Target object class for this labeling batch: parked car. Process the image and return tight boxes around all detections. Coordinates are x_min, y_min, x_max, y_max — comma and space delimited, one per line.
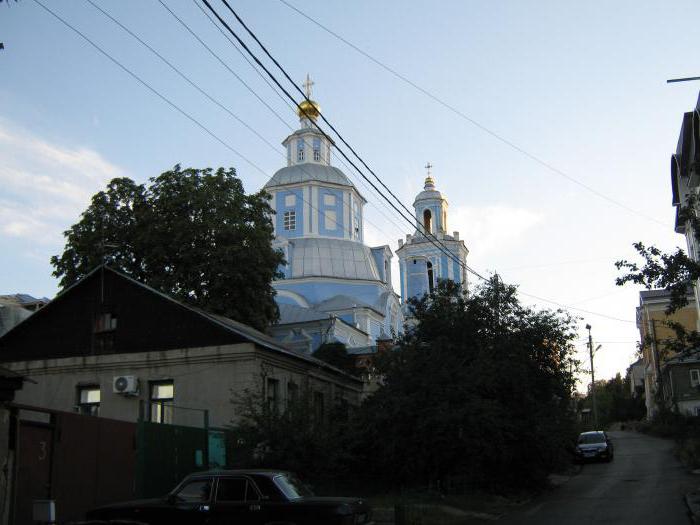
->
575, 431, 614, 463
85, 469, 373, 525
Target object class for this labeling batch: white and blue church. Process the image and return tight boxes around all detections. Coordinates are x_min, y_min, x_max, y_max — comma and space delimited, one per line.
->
264, 78, 469, 353
265, 79, 403, 353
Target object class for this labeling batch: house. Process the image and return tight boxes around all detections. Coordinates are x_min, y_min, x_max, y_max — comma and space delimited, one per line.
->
0, 294, 48, 337
627, 358, 645, 398
660, 354, 700, 416
637, 288, 698, 417
0, 266, 363, 429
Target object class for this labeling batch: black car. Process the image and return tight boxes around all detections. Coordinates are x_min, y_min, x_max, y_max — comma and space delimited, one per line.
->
574, 431, 614, 463
85, 470, 373, 525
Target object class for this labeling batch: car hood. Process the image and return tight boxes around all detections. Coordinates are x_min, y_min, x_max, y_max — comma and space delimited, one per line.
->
577, 443, 607, 451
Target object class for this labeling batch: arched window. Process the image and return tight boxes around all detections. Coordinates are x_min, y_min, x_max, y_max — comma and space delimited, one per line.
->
427, 261, 434, 294
423, 209, 432, 234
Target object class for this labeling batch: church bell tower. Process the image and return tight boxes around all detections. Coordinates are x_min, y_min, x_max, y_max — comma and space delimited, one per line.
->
396, 164, 469, 307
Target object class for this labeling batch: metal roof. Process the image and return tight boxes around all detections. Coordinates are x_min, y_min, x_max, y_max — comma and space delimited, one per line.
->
288, 237, 381, 281
264, 163, 354, 189
277, 303, 330, 324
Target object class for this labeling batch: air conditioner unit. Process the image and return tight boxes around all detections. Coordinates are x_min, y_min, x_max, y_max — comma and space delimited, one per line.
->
113, 375, 139, 395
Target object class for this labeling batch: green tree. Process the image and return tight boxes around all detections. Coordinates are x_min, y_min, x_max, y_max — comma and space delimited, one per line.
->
312, 342, 358, 376
350, 278, 579, 491
51, 165, 284, 330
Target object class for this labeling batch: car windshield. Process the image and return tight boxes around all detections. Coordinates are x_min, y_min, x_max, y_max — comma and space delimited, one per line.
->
273, 473, 314, 500
578, 433, 605, 444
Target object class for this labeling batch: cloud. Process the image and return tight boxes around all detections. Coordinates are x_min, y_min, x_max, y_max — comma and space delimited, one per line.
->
449, 205, 544, 257
0, 119, 125, 244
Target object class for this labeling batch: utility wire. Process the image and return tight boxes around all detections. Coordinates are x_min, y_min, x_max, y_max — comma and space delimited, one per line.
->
155, 0, 406, 239
202, 0, 635, 324
34, 0, 396, 244
202, 0, 487, 284
31, 0, 265, 180
277, 0, 669, 229
41, 0, 632, 325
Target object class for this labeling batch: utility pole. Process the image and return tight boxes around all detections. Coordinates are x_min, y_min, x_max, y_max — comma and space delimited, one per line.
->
586, 323, 599, 429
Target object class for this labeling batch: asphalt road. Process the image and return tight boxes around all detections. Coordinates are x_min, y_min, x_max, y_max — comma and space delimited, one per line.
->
497, 431, 697, 524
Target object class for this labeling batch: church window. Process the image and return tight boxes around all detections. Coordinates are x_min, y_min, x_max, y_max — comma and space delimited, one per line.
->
297, 139, 305, 161
427, 261, 434, 294
286, 143, 291, 164
283, 211, 296, 230
326, 143, 331, 162
423, 209, 432, 235
313, 138, 321, 162
323, 194, 336, 206
284, 194, 296, 207
325, 210, 337, 230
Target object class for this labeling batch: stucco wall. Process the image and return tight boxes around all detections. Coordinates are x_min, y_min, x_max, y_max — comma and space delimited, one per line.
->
5, 344, 361, 429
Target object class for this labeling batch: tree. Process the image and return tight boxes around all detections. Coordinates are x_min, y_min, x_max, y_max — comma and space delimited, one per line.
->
312, 342, 358, 376
51, 165, 284, 331
615, 242, 700, 314
350, 278, 580, 491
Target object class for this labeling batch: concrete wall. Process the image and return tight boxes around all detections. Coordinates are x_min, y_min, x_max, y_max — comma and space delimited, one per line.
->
4, 344, 362, 429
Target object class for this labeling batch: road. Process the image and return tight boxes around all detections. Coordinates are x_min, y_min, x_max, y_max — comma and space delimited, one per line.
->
497, 431, 697, 524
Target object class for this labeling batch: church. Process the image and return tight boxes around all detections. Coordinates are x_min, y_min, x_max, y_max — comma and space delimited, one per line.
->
265, 77, 468, 353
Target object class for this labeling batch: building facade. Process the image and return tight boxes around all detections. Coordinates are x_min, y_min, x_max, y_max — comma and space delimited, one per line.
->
396, 168, 469, 309
0, 267, 363, 429
637, 288, 699, 418
265, 79, 403, 351
671, 92, 700, 325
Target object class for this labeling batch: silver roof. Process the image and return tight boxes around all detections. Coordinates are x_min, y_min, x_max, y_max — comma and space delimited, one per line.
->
277, 303, 330, 324
413, 189, 445, 204
287, 237, 380, 281
264, 163, 354, 189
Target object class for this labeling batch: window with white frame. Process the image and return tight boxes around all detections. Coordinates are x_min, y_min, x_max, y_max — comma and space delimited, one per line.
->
297, 139, 305, 162
691, 369, 700, 387
323, 194, 336, 206
283, 211, 296, 231
284, 194, 296, 207
150, 380, 174, 424
313, 138, 321, 162
77, 385, 100, 416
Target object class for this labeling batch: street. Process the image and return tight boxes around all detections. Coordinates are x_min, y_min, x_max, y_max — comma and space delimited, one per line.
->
497, 431, 697, 524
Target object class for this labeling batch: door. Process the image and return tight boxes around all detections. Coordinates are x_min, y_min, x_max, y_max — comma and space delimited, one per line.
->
15, 422, 53, 525
210, 477, 264, 524
157, 477, 214, 525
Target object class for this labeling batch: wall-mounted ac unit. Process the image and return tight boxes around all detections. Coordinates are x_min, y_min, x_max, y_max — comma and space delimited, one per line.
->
113, 375, 139, 395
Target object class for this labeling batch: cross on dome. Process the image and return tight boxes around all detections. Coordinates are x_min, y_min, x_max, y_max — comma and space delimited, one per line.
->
303, 73, 314, 99
424, 162, 435, 189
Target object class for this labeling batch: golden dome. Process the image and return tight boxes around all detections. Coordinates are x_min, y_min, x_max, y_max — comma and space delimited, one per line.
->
297, 99, 321, 121
424, 175, 435, 189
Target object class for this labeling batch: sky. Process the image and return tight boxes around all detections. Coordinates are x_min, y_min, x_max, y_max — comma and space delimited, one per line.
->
1, 0, 700, 388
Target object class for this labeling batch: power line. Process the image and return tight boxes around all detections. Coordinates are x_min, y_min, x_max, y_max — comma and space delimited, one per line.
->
40, 0, 633, 326
204, 0, 637, 324
155, 0, 407, 239
277, 0, 669, 229
201, 0, 487, 284
31, 0, 266, 180
33, 0, 397, 246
